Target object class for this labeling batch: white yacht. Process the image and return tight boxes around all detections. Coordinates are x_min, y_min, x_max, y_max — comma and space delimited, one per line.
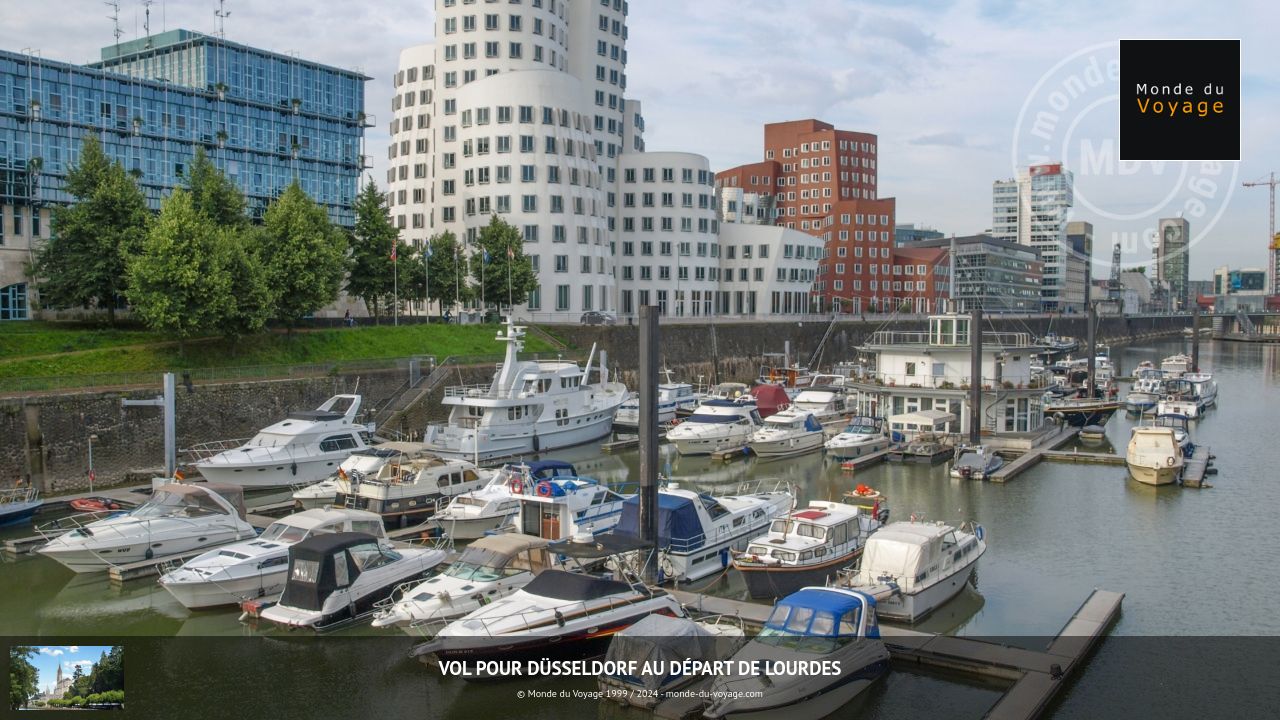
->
749, 411, 825, 458
704, 382, 752, 402
1124, 371, 1166, 413
614, 374, 700, 429
37, 483, 256, 573
611, 482, 793, 583
291, 443, 435, 510
840, 519, 986, 623
786, 385, 854, 431
257, 532, 447, 631
667, 399, 764, 456
1126, 426, 1184, 486
1183, 372, 1218, 408
1161, 353, 1192, 378
949, 445, 1005, 480
337, 455, 488, 528
409, 569, 685, 668
422, 318, 628, 463
1156, 377, 1211, 418
704, 587, 890, 720
425, 462, 533, 539
824, 416, 890, 459
370, 534, 553, 630
193, 395, 373, 488
158, 508, 389, 609
733, 499, 884, 599
510, 462, 632, 541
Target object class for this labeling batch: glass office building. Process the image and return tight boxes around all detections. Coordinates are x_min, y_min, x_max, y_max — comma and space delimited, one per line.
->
0, 31, 369, 319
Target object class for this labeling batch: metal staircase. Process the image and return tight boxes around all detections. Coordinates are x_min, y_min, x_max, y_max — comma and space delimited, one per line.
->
807, 314, 840, 369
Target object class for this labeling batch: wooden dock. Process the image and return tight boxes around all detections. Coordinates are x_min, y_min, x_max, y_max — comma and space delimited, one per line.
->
601, 432, 667, 454
1039, 449, 1126, 465
710, 445, 752, 462
989, 428, 1080, 482
1181, 445, 1214, 488
667, 587, 1123, 720
835, 447, 893, 471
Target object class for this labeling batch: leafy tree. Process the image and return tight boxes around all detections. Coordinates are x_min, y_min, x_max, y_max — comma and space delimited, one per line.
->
260, 181, 347, 329
213, 228, 274, 343
125, 190, 235, 349
8, 646, 38, 710
345, 181, 401, 321
35, 135, 149, 324
423, 231, 472, 317
467, 215, 538, 310
184, 146, 248, 227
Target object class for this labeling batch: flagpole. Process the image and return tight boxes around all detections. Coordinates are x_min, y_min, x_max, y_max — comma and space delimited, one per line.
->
424, 242, 430, 320
393, 244, 399, 327
454, 243, 460, 319
481, 251, 486, 313
507, 242, 513, 309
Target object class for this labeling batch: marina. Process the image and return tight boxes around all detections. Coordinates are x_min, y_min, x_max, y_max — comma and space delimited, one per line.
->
0, 332, 1271, 719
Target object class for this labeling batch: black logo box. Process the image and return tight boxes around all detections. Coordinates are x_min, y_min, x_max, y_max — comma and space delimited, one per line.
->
1119, 39, 1240, 161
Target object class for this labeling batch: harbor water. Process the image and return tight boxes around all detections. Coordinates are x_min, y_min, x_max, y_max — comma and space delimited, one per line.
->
4, 337, 1280, 718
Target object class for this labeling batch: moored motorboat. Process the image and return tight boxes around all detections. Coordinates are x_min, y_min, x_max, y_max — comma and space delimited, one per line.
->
614, 374, 700, 429
193, 395, 373, 488
0, 486, 42, 527
825, 416, 890, 459
733, 499, 884, 600
371, 534, 554, 630
668, 399, 764, 456
1126, 426, 1184, 486
748, 411, 825, 458
1161, 353, 1192, 378
509, 461, 632, 541
256, 531, 447, 631
291, 443, 436, 510
838, 518, 986, 623
1079, 425, 1107, 443
336, 454, 488, 528
426, 461, 556, 539
37, 483, 256, 573
599, 613, 747, 710
1043, 396, 1122, 427
409, 568, 686, 668
949, 445, 1004, 480
702, 587, 890, 719
159, 508, 389, 609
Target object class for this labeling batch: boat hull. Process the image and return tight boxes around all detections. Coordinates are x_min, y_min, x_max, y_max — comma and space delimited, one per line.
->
0, 502, 42, 527
873, 555, 980, 623
669, 427, 754, 456
38, 527, 252, 574
161, 569, 287, 609
196, 456, 346, 488
425, 413, 620, 464
824, 438, 890, 459
1127, 463, 1182, 486
427, 512, 514, 540
737, 549, 861, 600
706, 659, 888, 720
1046, 403, 1121, 427
749, 432, 824, 458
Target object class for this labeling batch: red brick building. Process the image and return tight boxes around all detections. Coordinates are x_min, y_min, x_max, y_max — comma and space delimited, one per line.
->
716, 119, 897, 313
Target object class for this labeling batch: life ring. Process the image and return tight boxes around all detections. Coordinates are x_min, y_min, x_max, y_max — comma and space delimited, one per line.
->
1166, 395, 1176, 401
535, 481, 554, 497
1166, 456, 1175, 467
854, 484, 874, 496
508, 475, 524, 494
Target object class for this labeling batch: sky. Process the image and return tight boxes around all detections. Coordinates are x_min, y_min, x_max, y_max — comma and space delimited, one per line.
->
3, 0, 1277, 280
29, 645, 113, 696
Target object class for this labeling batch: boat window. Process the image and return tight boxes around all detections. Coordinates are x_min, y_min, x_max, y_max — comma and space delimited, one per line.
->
348, 542, 388, 570
133, 489, 228, 518
217, 550, 250, 560
259, 556, 288, 569
769, 519, 789, 534
732, 516, 745, 527
320, 435, 359, 452
832, 523, 848, 545
785, 606, 814, 633
810, 611, 835, 636
333, 553, 350, 587
699, 496, 730, 520
814, 547, 826, 557
772, 550, 797, 562
260, 522, 309, 543
463, 469, 479, 482
351, 520, 383, 536
358, 431, 372, 445
291, 558, 321, 583
800, 551, 814, 560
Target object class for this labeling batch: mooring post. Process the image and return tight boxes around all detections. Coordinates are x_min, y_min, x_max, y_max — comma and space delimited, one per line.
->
1191, 304, 1201, 372
1087, 303, 1097, 398
969, 308, 982, 445
638, 306, 660, 584
163, 372, 176, 479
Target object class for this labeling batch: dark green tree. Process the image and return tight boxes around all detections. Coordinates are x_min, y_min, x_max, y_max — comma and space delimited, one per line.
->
35, 135, 149, 324
125, 190, 235, 349
467, 215, 539, 310
424, 231, 472, 317
260, 182, 347, 330
8, 646, 38, 710
344, 181, 401, 321
184, 146, 247, 227
214, 227, 274, 343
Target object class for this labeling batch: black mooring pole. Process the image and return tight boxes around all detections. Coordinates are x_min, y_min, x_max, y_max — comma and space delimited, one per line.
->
1191, 304, 1201, 372
969, 308, 982, 445
1087, 302, 1098, 398
638, 306, 660, 584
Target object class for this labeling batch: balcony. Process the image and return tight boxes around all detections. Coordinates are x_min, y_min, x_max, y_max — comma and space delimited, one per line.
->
864, 330, 1036, 348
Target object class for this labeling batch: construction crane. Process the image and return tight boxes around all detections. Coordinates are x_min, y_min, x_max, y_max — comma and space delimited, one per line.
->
1242, 172, 1278, 294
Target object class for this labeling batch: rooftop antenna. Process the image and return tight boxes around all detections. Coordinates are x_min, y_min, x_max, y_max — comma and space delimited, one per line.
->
215, 0, 230, 39
105, 1, 123, 46
142, 0, 154, 46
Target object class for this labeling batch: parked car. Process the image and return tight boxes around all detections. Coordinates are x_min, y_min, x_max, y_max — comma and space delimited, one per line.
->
580, 311, 617, 325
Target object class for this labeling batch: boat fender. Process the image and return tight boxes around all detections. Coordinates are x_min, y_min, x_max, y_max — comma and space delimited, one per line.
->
719, 547, 730, 569
554, 609, 565, 627
975, 525, 984, 541
535, 481, 554, 497
1166, 395, 1175, 401
144, 548, 154, 560
532, 434, 540, 454
291, 461, 298, 476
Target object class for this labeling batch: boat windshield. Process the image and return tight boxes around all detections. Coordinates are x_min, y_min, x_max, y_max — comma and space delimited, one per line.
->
132, 489, 226, 519
757, 604, 862, 652
843, 422, 878, 435
768, 519, 825, 538
260, 522, 310, 543
246, 432, 296, 448
686, 413, 739, 424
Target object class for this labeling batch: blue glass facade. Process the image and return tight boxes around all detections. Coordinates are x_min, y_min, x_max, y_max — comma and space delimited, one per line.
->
0, 30, 369, 225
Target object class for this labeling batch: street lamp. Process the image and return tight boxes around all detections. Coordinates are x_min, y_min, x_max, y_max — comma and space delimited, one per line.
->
87, 434, 99, 493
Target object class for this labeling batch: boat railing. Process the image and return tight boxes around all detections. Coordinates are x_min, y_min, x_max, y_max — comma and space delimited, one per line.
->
0, 487, 39, 505
182, 438, 252, 462
442, 383, 507, 399
411, 592, 657, 640
34, 510, 241, 544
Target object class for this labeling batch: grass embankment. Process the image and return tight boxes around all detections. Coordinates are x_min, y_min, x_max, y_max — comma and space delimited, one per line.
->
0, 322, 560, 380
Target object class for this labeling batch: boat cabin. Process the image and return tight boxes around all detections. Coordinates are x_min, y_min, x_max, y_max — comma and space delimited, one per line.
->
856, 522, 979, 594
760, 587, 880, 643
887, 410, 956, 442
279, 531, 405, 614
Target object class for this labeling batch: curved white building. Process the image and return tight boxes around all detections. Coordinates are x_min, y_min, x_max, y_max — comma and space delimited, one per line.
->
387, 45, 437, 313
616, 151, 719, 317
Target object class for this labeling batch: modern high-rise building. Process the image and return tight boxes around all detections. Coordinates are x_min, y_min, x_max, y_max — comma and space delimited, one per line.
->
894, 223, 944, 247
911, 235, 1044, 313
717, 119, 897, 314
992, 163, 1084, 311
1155, 217, 1190, 311
388, 0, 657, 320
1066, 220, 1094, 306
0, 31, 370, 320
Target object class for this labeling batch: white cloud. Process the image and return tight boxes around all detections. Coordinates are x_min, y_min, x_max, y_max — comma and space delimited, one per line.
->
38, 648, 63, 656
67, 645, 79, 653
63, 660, 95, 670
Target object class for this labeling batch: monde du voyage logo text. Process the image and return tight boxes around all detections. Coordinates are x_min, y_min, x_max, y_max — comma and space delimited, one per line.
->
1120, 39, 1240, 161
